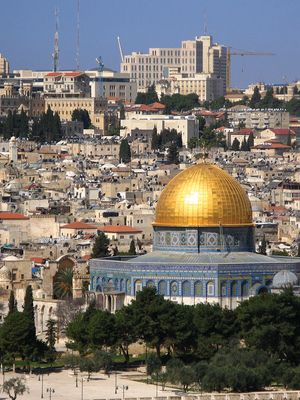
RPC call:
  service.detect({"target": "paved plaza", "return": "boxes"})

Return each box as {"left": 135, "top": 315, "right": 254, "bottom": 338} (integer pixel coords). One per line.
{"left": 0, "top": 369, "right": 177, "bottom": 400}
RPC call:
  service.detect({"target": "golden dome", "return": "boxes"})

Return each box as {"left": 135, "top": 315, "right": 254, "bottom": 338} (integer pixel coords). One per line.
{"left": 154, "top": 163, "right": 252, "bottom": 228}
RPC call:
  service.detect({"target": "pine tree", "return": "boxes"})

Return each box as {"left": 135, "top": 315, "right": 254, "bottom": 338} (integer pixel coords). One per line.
{"left": 231, "top": 138, "right": 240, "bottom": 151}
{"left": 241, "top": 137, "right": 249, "bottom": 151}
{"left": 46, "top": 319, "right": 57, "bottom": 364}
{"left": 91, "top": 232, "right": 110, "bottom": 258}
{"left": 119, "top": 139, "right": 131, "bottom": 163}
{"left": 259, "top": 236, "right": 267, "bottom": 255}
{"left": 8, "top": 290, "right": 17, "bottom": 315}
{"left": 128, "top": 239, "right": 136, "bottom": 255}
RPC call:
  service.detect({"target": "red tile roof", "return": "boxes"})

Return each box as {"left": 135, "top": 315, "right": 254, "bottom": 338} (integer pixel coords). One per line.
{"left": 254, "top": 140, "right": 291, "bottom": 150}
{"left": 45, "top": 72, "right": 62, "bottom": 77}
{"left": 31, "top": 257, "right": 46, "bottom": 264}
{"left": 63, "top": 71, "right": 84, "bottom": 77}
{"left": 0, "top": 212, "right": 29, "bottom": 220}
{"left": 61, "top": 221, "right": 98, "bottom": 230}
{"left": 270, "top": 129, "right": 295, "bottom": 136}
{"left": 98, "top": 225, "right": 142, "bottom": 234}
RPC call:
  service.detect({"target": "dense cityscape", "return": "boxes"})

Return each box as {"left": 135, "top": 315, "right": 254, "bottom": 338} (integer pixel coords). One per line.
{"left": 1, "top": 1, "right": 300, "bottom": 399}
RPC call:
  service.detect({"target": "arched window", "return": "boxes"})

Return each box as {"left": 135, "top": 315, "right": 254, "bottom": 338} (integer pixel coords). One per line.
{"left": 158, "top": 280, "right": 167, "bottom": 295}
{"left": 182, "top": 281, "right": 191, "bottom": 296}
{"left": 120, "top": 279, "right": 124, "bottom": 291}
{"left": 146, "top": 280, "right": 155, "bottom": 288}
{"left": 207, "top": 281, "right": 214, "bottom": 296}
{"left": 221, "top": 281, "right": 227, "bottom": 297}
{"left": 241, "top": 281, "right": 249, "bottom": 297}
{"left": 114, "top": 278, "right": 119, "bottom": 291}
{"left": 126, "top": 279, "right": 131, "bottom": 294}
{"left": 194, "top": 281, "right": 202, "bottom": 297}
{"left": 135, "top": 279, "right": 143, "bottom": 294}
{"left": 231, "top": 281, "right": 238, "bottom": 297}
{"left": 170, "top": 281, "right": 178, "bottom": 296}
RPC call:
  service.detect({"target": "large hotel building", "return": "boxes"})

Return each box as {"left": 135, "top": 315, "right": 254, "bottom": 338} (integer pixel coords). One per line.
{"left": 121, "top": 35, "right": 227, "bottom": 93}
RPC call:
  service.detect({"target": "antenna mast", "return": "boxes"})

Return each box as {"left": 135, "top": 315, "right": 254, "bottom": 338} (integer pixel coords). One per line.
{"left": 117, "top": 36, "right": 124, "bottom": 63}
{"left": 76, "top": 0, "right": 80, "bottom": 70}
{"left": 53, "top": 8, "right": 59, "bottom": 72}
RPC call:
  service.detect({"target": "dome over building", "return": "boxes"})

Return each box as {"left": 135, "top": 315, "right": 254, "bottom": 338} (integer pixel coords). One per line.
{"left": 0, "top": 265, "right": 11, "bottom": 281}
{"left": 154, "top": 163, "right": 252, "bottom": 228}
{"left": 272, "top": 270, "right": 298, "bottom": 288}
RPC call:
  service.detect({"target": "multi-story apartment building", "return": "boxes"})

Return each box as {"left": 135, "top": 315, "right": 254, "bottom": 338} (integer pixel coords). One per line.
{"left": 121, "top": 35, "right": 227, "bottom": 92}
{"left": 87, "top": 68, "right": 137, "bottom": 103}
{"left": 227, "top": 107, "right": 289, "bottom": 129}
{"left": 0, "top": 54, "right": 9, "bottom": 76}
{"left": 156, "top": 73, "right": 224, "bottom": 101}
{"left": 43, "top": 72, "right": 90, "bottom": 97}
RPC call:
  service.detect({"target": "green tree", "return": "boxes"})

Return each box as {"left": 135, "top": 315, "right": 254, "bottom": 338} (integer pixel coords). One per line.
{"left": 135, "top": 84, "right": 159, "bottom": 105}
{"left": 241, "top": 137, "right": 249, "bottom": 151}
{"left": 249, "top": 86, "right": 261, "bottom": 108}
{"left": 197, "top": 116, "right": 206, "bottom": 131}
{"left": 167, "top": 142, "right": 179, "bottom": 164}
{"left": 53, "top": 267, "right": 73, "bottom": 299}
{"left": 23, "top": 285, "right": 35, "bottom": 326}
{"left": 151, "top": 126, "right": 159, "bottom": 150}
{"left": 19, "top": 109, "right": 29, "bottom": 138}
{"left": 128, "top": 239, "right": 136, "bottom": 255}
{"left": 8, "top": 290, "right": 17, "bottom": 315}
{"left": 71, "top": 109, "right": 91, "bottom": 129}
{"left": 2, "top": 377, "right": 28, "bottom": 400}
{"left": 45, "top": 319, "right": 57, "bottom": 363}
{"left": 79, "top": 357, "right": 99, "bottom": 380}
{"left": 259, "top": 235, "right": 267, "bottom": 255}
{"left": 119, "top": 139, "right": 131, "bottom": 163}
{"left": 115, "top": 306, "right": 137, "bottom": 363}
{"left": 231, "top": 137, "right": 240, "bottom": 151}
{"left": 88, "top": 310, "right": 116, "bottom": 349}
{"left": 91, "top": 232, "right": 109, "bottom": 258}
{"left": 236, "top": 289, "right": 300, "bottom": 364}
{"left": 247, "top": 131, "right": 254, "bottom": 148}
{"left": 146, "top": 353, "right": 162, "bottom": 376}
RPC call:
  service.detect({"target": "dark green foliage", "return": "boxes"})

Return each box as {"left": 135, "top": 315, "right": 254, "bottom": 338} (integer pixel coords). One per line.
{"left": 135, "top": 84, "right": 159, "bottom": 105}
{"left": 45, "top": 319, "right": 57, "bottom": 363}
{"left": 91, "top": 232, "right": 109, "bottom": 258}
{"left": 231, "top": 137, "right": 240, "bottom": 151}
{"left": 8, "top": 290, "right": 17, "bottom": 315}
{"left": 128, "top": 239, "right": 136, "bottom": 255}
{"left": 31, "top": 106, "right": 62, "bottom": 143}
{"left": 146, "top": 352, "right": 162, "bottom": 376}
{"left": 202, "top": 348, "right": 273, "bottom": 392}
{"left": 167, "top": 142, "right": 179, "bottom": 164}
{"left": 249, "top": 86, "right": 261, "bottom": 108}
{"left": 71, "top": 108, "right": 91, "bottom": 129}
{"left": 151, "top": 126, "right": 159, "bottom": 150}
{"left": 241, "top": 137, "right": 250, "bottom": 151}
{"left": 53, "top": 267, "right": 73, "bottom": 299}
{"left": 237, "top": 289, "right": 300, "bottom": 365}
{"left": 88, "top": 310, "right": 116, "bottom": 348}
{"left": 197, "top": 116, "right": 206, "bottom": 131}
{"left": 0, "top": 312, "right": 36, "bottom": 360}
{"left": 160, "top": 93, "right": 199, "bottom": 113}
{"left": 2, "top": 110, "right": 29, "bottom": 139}
{"left": 115, "top": 306, "right": 137, "bottom": 363}
{"left": 193, "top": 303, "right": 238, "bottom": 360}
{"left": 247, "top": 132, "right": 254, "bottom": 148}
{"left": 119, "top": 139, "right": 131, "bottom": 163}
{"left": 23, "top": 285, "right": 34, "bottom": 324}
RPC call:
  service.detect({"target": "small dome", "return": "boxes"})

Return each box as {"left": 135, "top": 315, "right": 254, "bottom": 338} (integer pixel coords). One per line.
{"left": 0, "top": 265, "right": 11, "bottom": 281}
{"left": 272, "top": 270, "right": 298, "bottom": 288}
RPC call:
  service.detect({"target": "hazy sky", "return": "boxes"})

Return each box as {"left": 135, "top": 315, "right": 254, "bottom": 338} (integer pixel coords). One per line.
{"left": 1, "top": 0, "right": 299, "bottom": 88}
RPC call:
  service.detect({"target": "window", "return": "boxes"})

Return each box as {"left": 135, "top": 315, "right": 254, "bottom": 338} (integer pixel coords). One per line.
{"left": 207, "top": 281, "right": 214, "bottom": 296}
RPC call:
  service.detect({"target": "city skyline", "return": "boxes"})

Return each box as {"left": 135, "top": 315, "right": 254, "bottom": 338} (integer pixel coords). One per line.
{"left": 1, "top": 0, "right": 300, "bottom": 88}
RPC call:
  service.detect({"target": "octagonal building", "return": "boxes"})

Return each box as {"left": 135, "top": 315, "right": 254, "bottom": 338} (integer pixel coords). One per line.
{"left": 89, "top": 163, "right": 300, "bottom": 311}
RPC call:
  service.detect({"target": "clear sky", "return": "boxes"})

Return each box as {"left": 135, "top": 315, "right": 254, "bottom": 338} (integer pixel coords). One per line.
{"left": 1, "top": 0, "right": 299, "bottom": 88}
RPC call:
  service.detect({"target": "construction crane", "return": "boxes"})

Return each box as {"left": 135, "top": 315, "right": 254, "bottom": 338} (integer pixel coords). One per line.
{"left": 226, "top": 48, "right": 275, "bottom": 91}
{"left": 117, "top": 36, "right": 124, "bottom": 63}
{"left": 52, "top": 8, "right": 59, "bottom": 72}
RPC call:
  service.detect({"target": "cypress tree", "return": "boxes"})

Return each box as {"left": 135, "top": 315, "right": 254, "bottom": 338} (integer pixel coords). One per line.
{"left": 8, "top": 290, "right": 17, "bottom": 315}
{"left": 128, "top": 239, "right": 136, "bottom": 255}
{"left": 151, "top": 126, "right": 159, "bottom": 150}
{"left": 231, "top": 138, "right": 240, "bottom": 151}
{"left": 119, "top": 139, "right": 131, "bottom": 163}
{"left": 23, "top": 285, "right": 35, "bottom": 326}
{"left": 91, "top": 232, "right": 110, "bottom": 258}
{"left": 167, "top": 142, "right": 179, "bottom": 164}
